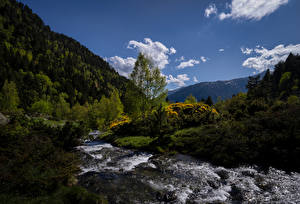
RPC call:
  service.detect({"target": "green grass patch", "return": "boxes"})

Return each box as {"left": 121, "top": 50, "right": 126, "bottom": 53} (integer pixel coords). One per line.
{"left": 114, "top": 136, "right": 155, "bottom": 149}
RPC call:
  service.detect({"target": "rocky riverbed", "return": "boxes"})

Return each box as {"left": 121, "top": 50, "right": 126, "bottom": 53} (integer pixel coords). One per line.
{"left": 76, "top": 140, "right": 300, "bottom": 203}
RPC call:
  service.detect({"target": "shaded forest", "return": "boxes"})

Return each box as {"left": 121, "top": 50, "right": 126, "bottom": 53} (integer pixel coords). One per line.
{"left": 0, "top": 0, "right": 128, "bottom": 110}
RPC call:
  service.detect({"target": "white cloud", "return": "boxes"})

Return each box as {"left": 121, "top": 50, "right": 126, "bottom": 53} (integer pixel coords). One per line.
{"left": 219, "top": 48, "right": 225, "bottom": 52}
{"left": 205, "top": 4, "right": 218, "bottom": 18}
{"left": 177, "top": 59, "right": 200, "bottom": 69}
{"left": 219, "top": 0, "right": 289, "bottom": 21}
{"left": 200, "top": 56, "right": 207, "bottom": 62}
{"left": 241, "top": 47, "right": 253, "bottom": 55}
{"left": 170, "top": 47, "right": 177, "bottom": 54}
{"left": 108, "top": 56, "right": 136, "bottom": 77}
{"left": 193, "top": 76, "right": 199, "bottom": 83}
{"left": 166, "top": 74, "right": 190, "bottom": 87}
{"left": 242, "top": 44, "right": 300, "bottom": 72}
{"left": 127, "top": 38, "right": 175, "bottom": 69}
{"left": 176, "top": 56, "right": 185, "bottom": 62}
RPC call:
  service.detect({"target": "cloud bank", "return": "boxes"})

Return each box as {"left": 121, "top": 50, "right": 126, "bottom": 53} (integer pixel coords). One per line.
{"left": 128, "top": 38, "right": 176, "bottom": 69}
{"left": 242, "top": 44, "right": 300, "bottom": 72}
{"left": 177, "top": 59, "right": 200, "bottom": 69}
{"left": 205, "top": 4, "right": 217, "bottom": 18}
{"left": 109, "top": 38, "right": 176, "bottom": 77}
{"left": 166, "top": 74, "right": 190, "bottom": 87}
{"left": 108, "top": 56, "right": 136, "bottom": 77}
{"left": 219, "top": 0, "right": 289, "bottom": 20}
{"left": 241, "top": 47, "right": 253, "bottom": 55}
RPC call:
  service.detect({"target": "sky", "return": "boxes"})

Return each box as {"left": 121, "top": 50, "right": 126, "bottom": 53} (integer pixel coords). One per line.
{"left": 19, "top": 0, "right": 300, "bottom": 90}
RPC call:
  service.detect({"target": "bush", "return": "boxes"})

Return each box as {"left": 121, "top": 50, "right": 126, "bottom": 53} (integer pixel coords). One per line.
{"left": 114, "top": 136, "right": 154, "bottom": 149}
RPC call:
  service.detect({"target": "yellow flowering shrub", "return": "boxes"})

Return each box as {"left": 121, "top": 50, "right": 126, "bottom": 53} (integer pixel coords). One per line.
{"left": 110, "top": 115, "right": 130, "bottom": 129}
{"left": 165, "top": 102, "right": 218, "bottom": 118}
{"left": 164, "top": 103, "right": 219, "bottom": 128}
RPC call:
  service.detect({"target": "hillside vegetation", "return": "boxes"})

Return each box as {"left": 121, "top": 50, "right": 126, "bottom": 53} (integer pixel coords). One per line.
{"left": 0, "top": 0, "right": 128, "bottom": 111}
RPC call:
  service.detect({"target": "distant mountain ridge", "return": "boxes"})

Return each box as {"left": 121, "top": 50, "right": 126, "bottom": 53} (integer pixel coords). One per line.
{"left": 168, "top": 73, "right": 265, "bottom": 103}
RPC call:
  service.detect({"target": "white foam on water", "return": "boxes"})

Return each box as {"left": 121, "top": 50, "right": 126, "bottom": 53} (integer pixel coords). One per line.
{"left": 176, "top": 187, "right": 193, "bottom": 203}
{"left": 148, "top": 163, "right": 157, "bottom": 169}
{"left": 147, "top": 180, "right": 165, "bottom": 190}
{"left": 170, "top": 161, "right": 221, "bottom": 180}
{"left": 76, "top": 143, "right": 113, "bottom": 153}
{"left": 90, "top": 154, "right": 103, "bottom": 160}
{"left": 79, "top": 166, "right": 99, "bottom": 175}
{"left": 118, "top": 153, "right": 153, "bottom": 171}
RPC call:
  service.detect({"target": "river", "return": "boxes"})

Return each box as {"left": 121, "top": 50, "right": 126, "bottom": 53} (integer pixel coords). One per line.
{"left": 76, "top": 140, "right": 300, "bottom": 203}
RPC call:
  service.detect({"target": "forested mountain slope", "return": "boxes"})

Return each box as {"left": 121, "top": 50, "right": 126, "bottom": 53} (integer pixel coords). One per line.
{"left": 168, "top": 77, "right": 249, "bottom": 103}
{"left": 0, "top": 0, "right": 128, "bottom": 109}
{"left": 168, "top": 72, "right": 267, "bottom": 103}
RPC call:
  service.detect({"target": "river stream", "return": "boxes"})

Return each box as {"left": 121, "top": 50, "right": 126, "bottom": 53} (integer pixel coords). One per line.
{"left": 76, "top": 140, "right": 300, "bottom": 203}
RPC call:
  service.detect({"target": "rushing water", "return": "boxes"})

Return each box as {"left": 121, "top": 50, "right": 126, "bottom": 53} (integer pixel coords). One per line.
{"left": 76, "top": 140, "right": 300, "bottom": 203}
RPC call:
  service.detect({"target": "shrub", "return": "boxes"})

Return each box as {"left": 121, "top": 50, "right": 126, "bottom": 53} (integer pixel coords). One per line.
{"left": 114, "top": 136, "right": 154, "bottom": 149}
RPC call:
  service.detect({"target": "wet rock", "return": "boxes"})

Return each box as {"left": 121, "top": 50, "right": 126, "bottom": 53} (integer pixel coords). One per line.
{"left": 207, "top": 180, "right": 220, "bottom": 189}
{"left": 255, "top": 175, "right": 273, "bottom": 192}
{"left": 0, "top": 112, "right": 8, "bottom": 125}
{"left": 230, "top": 184, "right": 244, "bottom": 201}
{"left": 241, "top": 169, "right": 257, "bottom": 177}
{"left": 156, "top": 191, "right": 177, "bottom": 202}
{"left": 215, "top": 169, "right": 229, "bottom": 180}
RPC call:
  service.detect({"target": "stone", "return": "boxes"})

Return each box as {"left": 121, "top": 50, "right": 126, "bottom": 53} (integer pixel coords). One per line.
{"left": 0, "top": 112, "right": 9, "bottom": 125}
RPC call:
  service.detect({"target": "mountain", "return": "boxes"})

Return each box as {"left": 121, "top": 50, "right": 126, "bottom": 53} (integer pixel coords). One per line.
{"left": 0, "top": 0, "right": 128, "bottom": 109}
{"left": 168, "top": 73, "right": 265, "bottom": 103}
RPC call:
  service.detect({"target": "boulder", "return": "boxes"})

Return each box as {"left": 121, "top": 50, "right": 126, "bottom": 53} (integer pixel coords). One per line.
{"left": 156, "top": 190, "right": 177, "bottom": 202}
{"left": 0, "top": 112, "right": 8, "bottom": 125}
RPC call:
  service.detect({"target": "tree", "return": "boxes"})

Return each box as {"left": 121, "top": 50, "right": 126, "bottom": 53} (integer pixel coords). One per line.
{"left": 205, "top": 96, "right": 213, "bottom": 106}
{"left": 55, "top": 93, "right": 70, "bottom": 119}
{"left": 30, "top": 99, "right": 53, "bottom": 115}
{"left": 88, "top": 89, "right": 123, "bottom": 129}
{"left": 130, "top": 53, "right": 167, "bottom": 116}
{"left": 0, "top": 80, "right": 20, "bottom": 112}
{"left": 124, "top": 82, "right": 143, "bottom": 117}
{"left": 184, "top": 94, "right": 197, "bottom": 104}
{"left": 246, "top": 75, "right": 260, "bottom": 98}
{"left": 70, "top": 102, "right": 88, "bottom": 121}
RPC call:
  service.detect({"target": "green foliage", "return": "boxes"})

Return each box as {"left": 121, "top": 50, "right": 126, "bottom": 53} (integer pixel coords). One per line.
{"left": 205, "top": 96, "right": 213, "bottom": 106}
{"left": 287, "top": 95, "right": 299, "bottom": 105}
{"left": 184, "top": 94, "right": 197, "bottom": 104}
{"left": 279, "top": 72, "right": 291, "bottom": 90}
{"left": 30, "top": 99, "right": 53, "bottom": 115}
{"left": 55, "top": 93, "right": 71, "bottom": 119}
{"left": 0, "top": 80, "right": 20, "bottom": 112}
{"left": 107, "top": 89, "right": 124, "bottom": 121}
{"left": 114, "top": 136, "right": 155, "bottom": 149}
{"left": 123, "top": 82, "right": 143, "bottom": 118}
{"left": 88, "top": 89, "right": 123, "bottom": 129}
{"left": 0, "top": 0, "right": 129, "bottom": 112}
{"left": 0, "top": 115, "right": 93, "bottom": 201}
{"left": 55, "top": 121, "right": 88, "bottom": 150}
{"left": 129, "top": 53, "right": 167, "bottom": 115}
{"left": 70, "top": 102, "right": 89, "bottom": 121}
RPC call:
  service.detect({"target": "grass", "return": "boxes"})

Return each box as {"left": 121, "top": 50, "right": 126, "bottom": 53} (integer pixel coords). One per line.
{"left": 114, "top": 136, "right": 155, "bottom": 149}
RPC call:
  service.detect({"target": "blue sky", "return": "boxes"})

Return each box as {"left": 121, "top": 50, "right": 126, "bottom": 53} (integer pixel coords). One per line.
{"left": 19, "top": 0, "right": 300, "bottom": 90}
